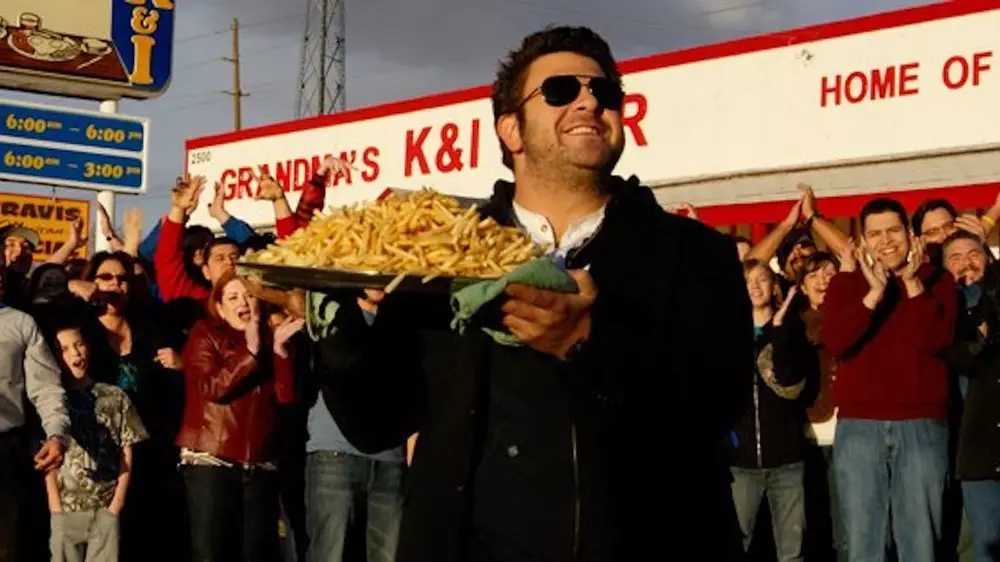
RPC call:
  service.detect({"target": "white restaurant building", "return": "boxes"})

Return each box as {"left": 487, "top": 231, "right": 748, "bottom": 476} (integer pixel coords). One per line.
{"left": 185, "top": 1, "right": 1000, "bottom": 244}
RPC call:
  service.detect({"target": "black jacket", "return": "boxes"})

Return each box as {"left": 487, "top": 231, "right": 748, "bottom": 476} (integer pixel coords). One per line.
{"left": 947, "top": 265, "right": 1000, "bottom": 481}
{"left": 732, "top": 320, "right": 812, "bottom": 469}
{"left": 315, "top": 176, "right": 754, "bottom": 562}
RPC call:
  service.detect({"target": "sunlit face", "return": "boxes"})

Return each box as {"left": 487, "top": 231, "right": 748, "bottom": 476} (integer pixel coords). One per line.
{"left": 745, "top": 265, "right": 774, "bottom": 309}
{"left": 216, "top": 278, "right": 259, "bottom": 331}
{"left": 864, "top": 211, "right": 910, "bottom": 272}
{"left": 3, "top": 235, "right": 33, "bottom": 273}
{"left": 785, "top": 242, "right": 817, "bottom": 279}
{"left": 801, "top": 261, "right": 837, "bottom": 308}
{"left": 919, "top": 208, "right": 957, "bottom": 245}
{"left": 944, "top": 238, "right": 988, "bottom": 286}
{"left": 203, "top": 243, "right": 240, "bottom": 286}
{"left": 94, "top": 259, "right": 129, "bottom": 296}
{"left": 56, "top": 328, "right": 89, "bottom": 380}
{"left": 504, "top": 52, "right": 625, "bottom": 177}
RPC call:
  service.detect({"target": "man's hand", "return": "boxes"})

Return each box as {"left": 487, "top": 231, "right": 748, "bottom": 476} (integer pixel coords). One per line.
{"left": 66, "top": 217, "right": 87, "bottom": 251}
{"left": 154, "top": 348, "right": 183, "bottom": 370}
{"left": 781, "top": 196, "right": 804, "bottom": 229}
{"left": 208, "top": 181, "right": 230, "bottom": 223}
{"left": 838, "top": 238, "right": 857, "bottom": 272}
{"left": 955, "top": 214, "right": 988, "bottom": 242}
{"left": 34, "top": 437, "right": 66, "bottom": 472}
{"left": 900, "top": 233, "right": 926, "bottom": 298}
{"left": 900, "top": 234, "right": 925, "bottom": 281}
{"left": 666, "top": 203, "right": 699, "bottom": 221}
{"left": 244, "top": 278, "right": 307, "bottom": 318}
{"left": 171, "top": 175, "right": 206, "bottom": 217}
{"left": 799, "top": 183, "right": 818, "bottom": 221}
{"left": 68, "top": 280, "right": 97, "bottom": 301}
{"left": 857, "top": 242, "right": 888, "bottom": 310}
{"left": 773, "top": 286, "right": 797, "bottom": 327}
{"left": 273, "top": 317, "right": 307, "bottom": 358}
{"left": 122, "top": 207, "right": 143, "bottom": 255}
{"left": 501, "top": 270, "right": 597, "bottom": 359}
{"left": 318, "top": 156, "right": 352, "bottom": 179}
{"left": 253, "top": 167, "right": 285, "bottom": 202}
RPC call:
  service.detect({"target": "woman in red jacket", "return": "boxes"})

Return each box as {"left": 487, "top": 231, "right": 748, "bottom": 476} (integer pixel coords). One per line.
{"left": 177, "top": 271, "right": 304, "bottom": 562}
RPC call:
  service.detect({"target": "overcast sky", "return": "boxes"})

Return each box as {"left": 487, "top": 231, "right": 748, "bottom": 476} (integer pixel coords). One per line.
{"left": 2, "top": 0, "right": 933, "bottom": 226}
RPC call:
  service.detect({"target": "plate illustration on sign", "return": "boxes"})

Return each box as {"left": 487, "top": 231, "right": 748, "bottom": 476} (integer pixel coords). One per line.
{"left": 0, "top": 11, "right": 129, "bottom": 85}
{"left": 0, "top": 0, "right": 174, "bottom": 100}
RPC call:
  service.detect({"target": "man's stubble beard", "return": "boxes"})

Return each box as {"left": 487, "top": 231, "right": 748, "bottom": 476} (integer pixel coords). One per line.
{"left": 521, "top": 133, "right": 620, "bottom": 195}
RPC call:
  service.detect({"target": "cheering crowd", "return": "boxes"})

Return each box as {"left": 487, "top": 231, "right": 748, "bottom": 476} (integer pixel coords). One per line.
{"left": 1, "top": 24, "right": 999, "bottom": 562}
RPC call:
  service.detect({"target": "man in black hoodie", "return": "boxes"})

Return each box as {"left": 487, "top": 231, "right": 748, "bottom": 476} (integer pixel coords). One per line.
{"left": 315, "top": 26, "right": 752, "bottom": 562}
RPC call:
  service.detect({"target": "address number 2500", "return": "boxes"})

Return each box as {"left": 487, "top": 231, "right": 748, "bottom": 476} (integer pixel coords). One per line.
{"left": 190, "top": 151, "right": 211, "bottom": 165}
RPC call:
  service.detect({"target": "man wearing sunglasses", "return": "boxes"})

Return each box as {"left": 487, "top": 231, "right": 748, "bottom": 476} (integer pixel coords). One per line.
{"left": 316, "top": 26, "right": 751, "bottom": 562}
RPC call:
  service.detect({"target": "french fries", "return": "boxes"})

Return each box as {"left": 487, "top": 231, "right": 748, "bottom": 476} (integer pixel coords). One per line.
{"left": 243, "top": 189, "right": 544, "bottom": 284}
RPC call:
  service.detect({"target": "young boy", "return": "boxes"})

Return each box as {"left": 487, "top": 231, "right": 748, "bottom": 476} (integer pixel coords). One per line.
{"left": 43, "top": 322, "right": 148, "bottom": 562}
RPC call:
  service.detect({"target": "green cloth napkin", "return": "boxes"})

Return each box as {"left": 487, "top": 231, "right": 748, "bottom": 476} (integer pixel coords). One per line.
{"left": 306, "top": 291, "right": 341, "bottom": 342}
{"left": 450, "top": 258, "right": 578, "bottom": 346}
{"left": 304, "top": 259, "right": 577, "bottom": 346}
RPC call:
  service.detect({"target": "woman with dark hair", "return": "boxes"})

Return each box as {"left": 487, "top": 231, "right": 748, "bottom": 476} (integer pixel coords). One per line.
{"left": 178, "top": 271, "right": 303, "bottom": 562}
{"left": 71, "top": 251, "right": 187, "bottom": 562}
{"left": 794, "top": 251, "right": 849, "bottom": 561}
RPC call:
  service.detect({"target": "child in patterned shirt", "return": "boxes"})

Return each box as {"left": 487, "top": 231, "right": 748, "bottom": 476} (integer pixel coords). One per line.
{"left": 43, "top": 321, "right": 148, "bottom": 562}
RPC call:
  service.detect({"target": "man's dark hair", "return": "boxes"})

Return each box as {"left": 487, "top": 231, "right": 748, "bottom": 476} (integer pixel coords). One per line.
{"left": 181, "top": 225, "right": 215, "bottom": 278}
{"left": 941, "top": 230, "right": 987, "bottom": 255}
{"left": 776, "top": 227, "right": 816, "bottom": 271}
{"left": 860, "top": 198, "right": 909, "bottom": 232}
{"left": 491, "top": 26, "right": 621, "bottom": 169}
{"left": 911, "top": 199, "right": 957, "bottom": 236}
{"left": 182, "top": 225, "right": 214, "bottom": 253}
{"left": 203, "top": 237, "right": 240, "bottom": 261}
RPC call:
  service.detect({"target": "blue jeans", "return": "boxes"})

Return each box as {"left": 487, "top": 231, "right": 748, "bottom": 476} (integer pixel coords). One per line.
{"left": 731, "top": 462, "right": 805, "bottom": 562}
{"left": 304, "top": 451, "right": 405, "bottom": 562}
{"left": 962, "top": 480, "right": 1000, "bottom": 562}
{"left": 834, "top": 419, "right": 949, "bottom": 562}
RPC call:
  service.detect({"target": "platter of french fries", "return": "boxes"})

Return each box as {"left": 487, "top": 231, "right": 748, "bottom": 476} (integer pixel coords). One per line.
{"left": 238, "top": 189, "right": 545, "bottom": 293}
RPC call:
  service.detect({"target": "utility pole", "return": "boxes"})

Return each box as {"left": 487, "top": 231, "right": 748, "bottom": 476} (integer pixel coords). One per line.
{"left": 224, "top": 18, "right": 248, "bottom": 130}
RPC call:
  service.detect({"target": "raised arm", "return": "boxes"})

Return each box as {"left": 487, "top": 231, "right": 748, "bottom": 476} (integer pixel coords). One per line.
{"left": 45, "top": 218, "right": 86, "bottom": 265}
{"left": 800, "top": 184, "right": 851, "bottom": 258}
{"left": 155, "top": 177, "right": 210, "bottom": 302}
{"left": 746, "top": 196, "right": 803, "bottom": 264}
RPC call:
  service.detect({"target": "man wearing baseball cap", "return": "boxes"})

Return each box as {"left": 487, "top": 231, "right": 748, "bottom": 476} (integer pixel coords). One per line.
{"left": 1, "top": 225, "right": 41, "bottom": 311}
{"left": 1, "top": 225, "right": 40, "bottom": 274}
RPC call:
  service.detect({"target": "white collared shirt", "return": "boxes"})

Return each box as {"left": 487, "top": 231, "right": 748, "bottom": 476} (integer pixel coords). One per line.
{"left": 512, "top": 201, "right": 606, "bottom": 259}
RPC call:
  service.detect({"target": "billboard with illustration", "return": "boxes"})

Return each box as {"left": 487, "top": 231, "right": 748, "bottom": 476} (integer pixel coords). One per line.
{"left": 0, "top": 0, "right": 174, "bottom": 100}
{"left": 0, "top": 191, "right": 90, "bottom": 261}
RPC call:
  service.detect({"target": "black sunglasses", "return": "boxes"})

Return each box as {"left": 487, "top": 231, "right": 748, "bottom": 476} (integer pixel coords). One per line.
{"left": 519, "top": 75, "right": 625, "bottom": 111}
{"left": 95, "top": 273, "right": 128, "bottom": 282}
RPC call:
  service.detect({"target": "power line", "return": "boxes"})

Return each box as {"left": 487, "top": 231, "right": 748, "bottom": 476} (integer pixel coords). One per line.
{"left": 174, "top": 13, "right": 304, "bottom": 44}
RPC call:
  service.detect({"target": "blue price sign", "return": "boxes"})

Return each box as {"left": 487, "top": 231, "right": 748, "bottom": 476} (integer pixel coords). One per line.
{"left": 0, "top": 98, "right": 149, "bottom": 194}
{"left": 1, "top": 102, "right": 145, "bottom": 152}
{"left": 0, "top": 142, "right": 144, "bottom": 190}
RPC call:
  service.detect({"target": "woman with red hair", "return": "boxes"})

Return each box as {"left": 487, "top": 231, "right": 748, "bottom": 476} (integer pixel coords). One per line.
{"left": 177, "top": 271, "right": 304, "bottom": 562}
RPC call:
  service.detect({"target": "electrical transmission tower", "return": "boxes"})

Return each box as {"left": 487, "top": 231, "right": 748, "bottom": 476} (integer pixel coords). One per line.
{"left": 295, "top": 0, "right": 346, "bottom": 117}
